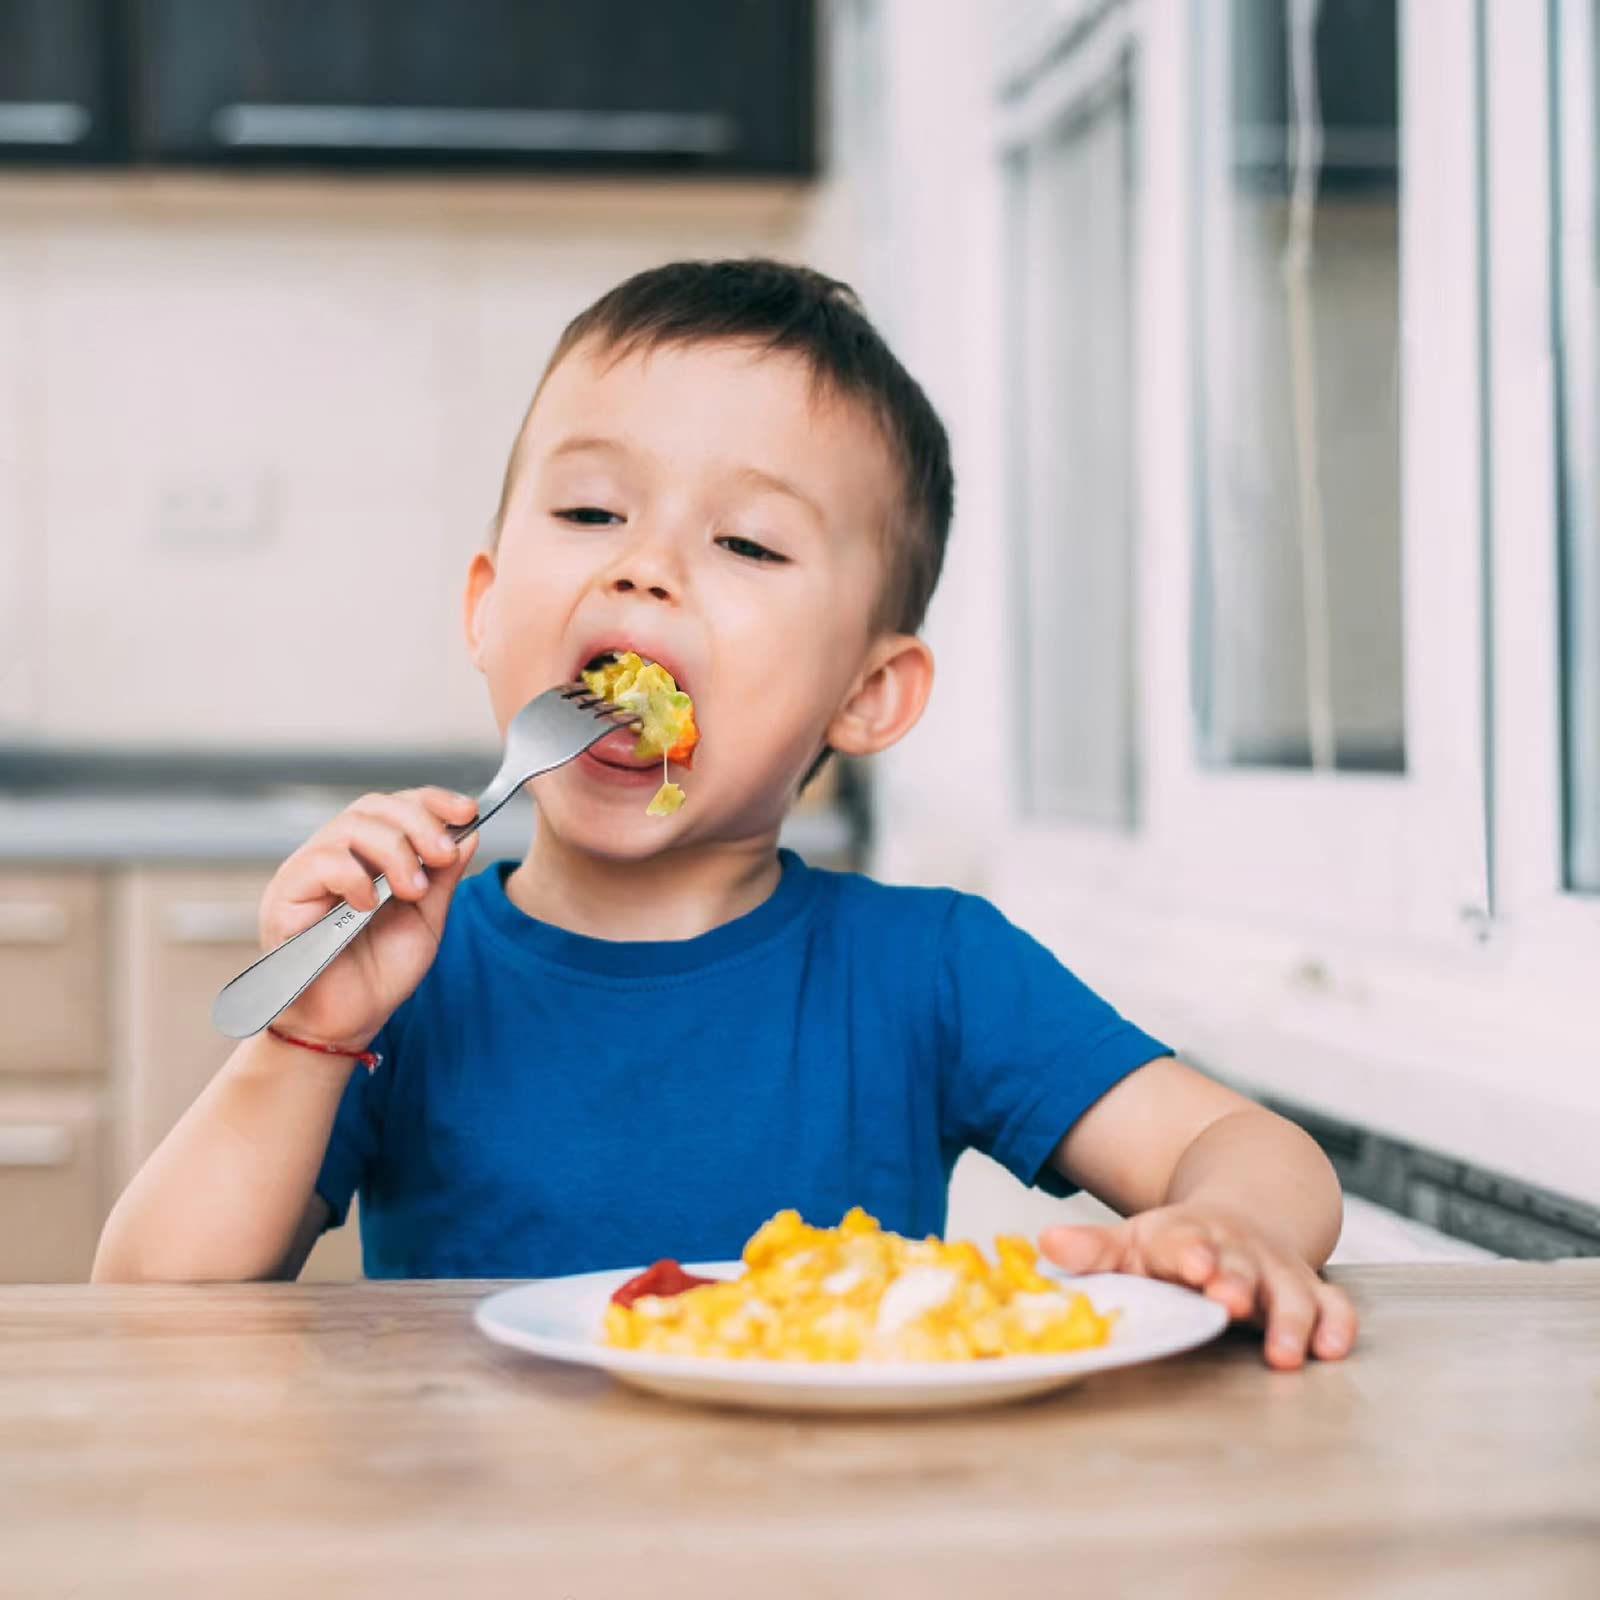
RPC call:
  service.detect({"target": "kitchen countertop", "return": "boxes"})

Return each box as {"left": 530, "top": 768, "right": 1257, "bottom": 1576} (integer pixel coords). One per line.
{"left": 4, "top": 1263, "right": 1596, "bottom": 1597}
{"left": 0, "top": 745, "right": 865, "bottom": 865}
{"left": 0, "top": 789, "right": 855, "bottom": 865}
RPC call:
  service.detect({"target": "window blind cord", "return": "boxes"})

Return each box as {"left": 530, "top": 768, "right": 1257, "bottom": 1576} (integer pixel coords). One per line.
{"left": 1282, "top": 0, "right": 1338, "bottom": 773}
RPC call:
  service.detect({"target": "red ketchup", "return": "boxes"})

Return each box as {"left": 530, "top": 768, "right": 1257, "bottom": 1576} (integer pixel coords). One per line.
{"left": 610, "top": 1259, "right": 720, "bottom": 1308}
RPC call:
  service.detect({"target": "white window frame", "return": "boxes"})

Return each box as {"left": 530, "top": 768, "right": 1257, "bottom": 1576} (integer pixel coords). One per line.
{"left": 989, "top": 0, "right": 1153, "bottom": 891}
{"left": 998, "top": 6, "right": 1141, "bottom": 830}
{"left": 1485, "top": 0, "right": 1600, "bottom": 991}
{"left": 1160, "top": 0, "right": 1488, "bottom": 946}
{"left": 997, "top": 0, "right": 1487, "bottom": 935}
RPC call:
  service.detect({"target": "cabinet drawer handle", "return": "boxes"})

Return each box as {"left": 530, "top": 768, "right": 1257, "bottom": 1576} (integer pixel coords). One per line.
{"left": 0, "top": 1124, "right": 74, "bottom": 1168}
{"left": 0, "top": 902, "right": 69, "bottom": 945}
{"left": 211, "top": 103, "right": 736, "bottom": 156}
{"left": 165, "top": 902, "right": 261, "bottom": 945}
{"left": 0, "top": 101, "right": 92, "bottom": 145}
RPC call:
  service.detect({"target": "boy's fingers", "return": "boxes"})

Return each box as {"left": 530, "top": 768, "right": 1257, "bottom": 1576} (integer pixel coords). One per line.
{"left": 295, "top": 845, "right": 382, "bottom": 914}
{"left": 415, "top": 786, "right": 479, "bottom": 826}
{"left": 1203, "top": 1244, "right": 1261, "bottom": 1319}
{"left": 350, "top": 792, "right": 465, "bottom": 870}
{"left": 1138, "top": 1218, "right": 1216, "bottom": 1286}
{"left": 1311, "top": 1281, "right": 1358, "bottom": 1361}
{"left": 1037, "top": 1223, "right": 1130, "bottom": 1275}
{"left": 1260, "top": 1265, "right": 1318, "bottom": 1370}
{"left": 334, "top": 814, "right": 434, "bottom": 901}
{"left": 415, "top": 832, "right": 479, "bottom": 934}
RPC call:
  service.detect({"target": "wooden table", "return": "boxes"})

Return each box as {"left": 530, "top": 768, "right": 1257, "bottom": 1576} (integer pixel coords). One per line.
{"left": 4, "top": 1264, "right": 1597, "bottom": 1598}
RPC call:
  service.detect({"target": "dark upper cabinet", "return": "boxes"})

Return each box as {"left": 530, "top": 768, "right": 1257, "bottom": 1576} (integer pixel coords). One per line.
{"left": 127, "top": 0, "right": 816, "bottom": 175}
{"left": 0, "top": 0, "right": 125, "bottom": 163}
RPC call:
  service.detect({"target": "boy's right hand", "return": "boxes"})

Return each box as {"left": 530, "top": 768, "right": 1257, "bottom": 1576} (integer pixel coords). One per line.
{"left": 263, "top": 787, "right": 480, "bottom": 1052}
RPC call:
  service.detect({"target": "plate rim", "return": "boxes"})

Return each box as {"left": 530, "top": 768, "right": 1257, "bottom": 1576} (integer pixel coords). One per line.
{"left": 474, "top": 1261, "right": 1229, "bottom": 1389}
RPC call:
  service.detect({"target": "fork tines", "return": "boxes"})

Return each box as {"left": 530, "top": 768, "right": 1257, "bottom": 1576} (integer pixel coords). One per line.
{"left": 560, "top": 682, "right": 640, "bottom": 724}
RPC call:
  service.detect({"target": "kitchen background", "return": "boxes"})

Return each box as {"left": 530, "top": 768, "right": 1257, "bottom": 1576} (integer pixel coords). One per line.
{"left": 0, "top": 0, "right": 1595, "bottom": 1282}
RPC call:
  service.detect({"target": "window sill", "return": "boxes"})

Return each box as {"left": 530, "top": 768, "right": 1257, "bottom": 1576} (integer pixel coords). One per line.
{"left": 991, "top": 866, "right": 1600, "bottom": 1212}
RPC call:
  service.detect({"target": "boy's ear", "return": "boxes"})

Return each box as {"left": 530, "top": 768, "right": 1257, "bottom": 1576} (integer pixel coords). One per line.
{"left": 463, "top": 548, "right": 497, "bottom": 673}
{"left": 826, "top": 633, "right": 935, "bottom": 758}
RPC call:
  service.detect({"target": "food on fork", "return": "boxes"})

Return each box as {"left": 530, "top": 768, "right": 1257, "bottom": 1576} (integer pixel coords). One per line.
{"left": 580, "top": 651, "right": 699, "bottom": 816}
{"left": 603, "top": 1207, "right": 1116, "bottom": 1362}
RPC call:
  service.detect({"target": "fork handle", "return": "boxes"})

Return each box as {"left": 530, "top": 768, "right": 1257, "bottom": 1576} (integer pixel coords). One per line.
{"left": 209, "top": 875, "right": 397, "bottom": 1040}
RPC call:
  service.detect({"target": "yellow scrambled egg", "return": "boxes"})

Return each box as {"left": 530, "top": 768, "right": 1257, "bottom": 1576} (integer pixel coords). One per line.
{"left": 581, "top": 651, "right": 699, "bottom": 816}
{"left": 602, "top": 1207, "right": 1115, "bottom": 1362}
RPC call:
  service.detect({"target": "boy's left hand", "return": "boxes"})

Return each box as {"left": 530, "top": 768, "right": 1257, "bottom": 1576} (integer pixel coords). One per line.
{"left": 1037, "top": 1203, "right": 1357, "bottom": 1370}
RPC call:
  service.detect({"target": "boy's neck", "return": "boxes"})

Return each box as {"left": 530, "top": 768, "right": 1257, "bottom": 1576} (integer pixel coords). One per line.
{"left": 504, "top": 824, "right": 786, "bottom": 943}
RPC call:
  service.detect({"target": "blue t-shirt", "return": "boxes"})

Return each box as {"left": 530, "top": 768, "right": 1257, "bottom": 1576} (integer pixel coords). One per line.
{"left": 314, "top": 851, "right": 1169, "bottom": 1278}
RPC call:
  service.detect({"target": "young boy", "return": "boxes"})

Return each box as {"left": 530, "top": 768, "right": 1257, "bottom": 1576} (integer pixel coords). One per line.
{"left": 95, "top": 259, "right": 1355, "bottom": 1371}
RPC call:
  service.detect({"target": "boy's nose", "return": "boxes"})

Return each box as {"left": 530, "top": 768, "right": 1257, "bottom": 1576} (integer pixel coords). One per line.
{"left": 610, "top": 574, "right": 674, "bottom": 603}
{"left": 604, "top": 538, "right": 682, "bottom": 604}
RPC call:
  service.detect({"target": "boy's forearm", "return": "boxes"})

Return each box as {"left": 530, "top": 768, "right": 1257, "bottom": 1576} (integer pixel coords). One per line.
{"left": 92, "top": 1033, "right": 351, "bottom": 1283}
{"left": 1162, "top": 1108, "right": 1344, "bottom": 1268}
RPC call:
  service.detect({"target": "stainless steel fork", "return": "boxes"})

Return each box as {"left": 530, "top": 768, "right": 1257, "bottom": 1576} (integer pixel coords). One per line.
{"left": 210, "top": 684, "right": 638, "bottom": 1040}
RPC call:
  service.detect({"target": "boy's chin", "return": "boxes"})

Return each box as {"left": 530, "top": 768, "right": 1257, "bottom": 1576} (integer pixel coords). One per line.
{"left": 530, "top": 782, "right": 689, "bottom": 859}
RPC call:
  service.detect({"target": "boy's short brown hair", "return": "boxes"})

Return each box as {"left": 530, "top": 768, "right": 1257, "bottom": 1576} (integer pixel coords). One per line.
{"left": 495, "top": 258, "right": 954, "bottom": 636}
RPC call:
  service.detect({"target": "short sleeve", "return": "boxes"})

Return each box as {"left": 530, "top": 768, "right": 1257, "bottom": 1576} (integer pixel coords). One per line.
{"left": 313, "top": 1020, "right": 395, "bottom": 1229}
{"left": 937, "top": 895, "right": 1171, "bottom": 1196}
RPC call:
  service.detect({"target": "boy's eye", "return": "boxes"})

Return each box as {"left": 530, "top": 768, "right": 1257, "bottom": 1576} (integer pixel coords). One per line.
{"left": 717, "top": 535, "right": 788, "bottom": 564}
{"left": 554, "top": 506, "right": 624, "bottom": 526}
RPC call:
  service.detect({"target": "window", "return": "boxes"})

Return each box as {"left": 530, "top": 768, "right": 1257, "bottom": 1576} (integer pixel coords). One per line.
{"left": 989, "top": 0, "right": 1482, "bottom": 942}
{"left": 975, "top": 0, "right": 1595, "bottom": 1211}
{"left": 1556, "top": 0, "right": 1600, "bottom": 893}
{"left": 1193, "top": 0, "right": 1404, "bottom": 772}
{"left": 1005, "top": 60, "right": 1139, "bottom": 825}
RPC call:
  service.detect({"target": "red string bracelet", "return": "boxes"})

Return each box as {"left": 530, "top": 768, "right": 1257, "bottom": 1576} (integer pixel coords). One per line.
{"left": 266, "top": 1025, "right": 382, "bottom": 1075}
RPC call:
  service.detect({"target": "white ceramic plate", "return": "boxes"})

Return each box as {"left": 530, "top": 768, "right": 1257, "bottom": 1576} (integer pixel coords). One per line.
{"left": 475, "top": 1261, "right": 1229, "bottom": 1413}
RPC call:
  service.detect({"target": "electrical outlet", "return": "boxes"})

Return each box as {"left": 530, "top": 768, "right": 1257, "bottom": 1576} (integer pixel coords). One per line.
{"left": 151, "top": 470, "right": 279, "bottom": 551}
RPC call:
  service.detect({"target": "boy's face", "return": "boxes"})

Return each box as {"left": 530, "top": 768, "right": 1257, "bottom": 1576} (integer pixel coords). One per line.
{"left": 466, "top": 338, "right": 918, "bottom": 859}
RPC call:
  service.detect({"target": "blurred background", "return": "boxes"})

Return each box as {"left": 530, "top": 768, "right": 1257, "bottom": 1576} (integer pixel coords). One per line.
{"left": 0, "top": 0, "right": 1594, "bottom": 1281}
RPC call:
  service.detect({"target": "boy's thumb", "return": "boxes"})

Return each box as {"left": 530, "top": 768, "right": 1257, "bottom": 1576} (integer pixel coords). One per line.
{"left": 1037, "top": 1223, "right": 1126, "bottom": 1275}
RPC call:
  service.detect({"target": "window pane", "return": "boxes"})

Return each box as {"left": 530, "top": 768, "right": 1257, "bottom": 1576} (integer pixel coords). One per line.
{"left": 1193, "top": 0, "right": 1404, "bottom": 772}
{"left": 1008, "top": 70, "right": 1138, "bottom": 824}
{"left": 1557, "top": 0, "right": 1600, "bottom": 892}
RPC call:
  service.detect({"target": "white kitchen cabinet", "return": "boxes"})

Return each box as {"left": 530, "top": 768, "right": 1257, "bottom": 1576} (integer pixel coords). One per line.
{"left": 116, "top": 865, "right": 364, "bottom": 1281}
{"left": 0, "top": 871, "right": 107, "bottom": 1076}
{"left": 0, "top": 1087, "right": 106, "bottom": 1282}
{"left": 0, "top": 869, "right": 110, "bottom": 1281}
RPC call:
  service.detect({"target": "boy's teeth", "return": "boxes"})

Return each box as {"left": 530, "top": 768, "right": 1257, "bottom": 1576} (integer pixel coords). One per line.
{"left": 585, "top": 651, "right": 661, "bottom": 671}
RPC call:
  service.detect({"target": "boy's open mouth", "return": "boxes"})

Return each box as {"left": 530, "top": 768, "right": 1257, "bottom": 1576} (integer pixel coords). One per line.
{"left": 574, "top": 647, "right": 695, "bottom": 773}
{"left": 576, "top": 647, "right": 691, "bottom": 697}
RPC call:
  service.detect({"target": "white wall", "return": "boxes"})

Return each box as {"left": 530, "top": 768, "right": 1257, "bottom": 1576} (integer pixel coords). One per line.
{"left": 856, "top": 0, "right": 1012, "bottom": 898}
{"left": 0, "top": 176, "right": 839, "bottom": 750}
